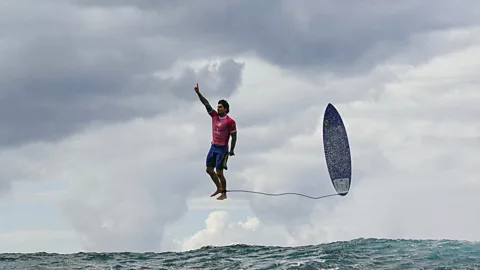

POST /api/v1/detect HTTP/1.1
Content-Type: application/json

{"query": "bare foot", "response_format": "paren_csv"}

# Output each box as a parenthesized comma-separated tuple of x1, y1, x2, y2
(217, 193, 227, 200)
(210, 189, 221, 197)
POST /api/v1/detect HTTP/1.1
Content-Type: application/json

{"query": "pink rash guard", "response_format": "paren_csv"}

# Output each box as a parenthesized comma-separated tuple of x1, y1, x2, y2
(208, 109, 236, 146)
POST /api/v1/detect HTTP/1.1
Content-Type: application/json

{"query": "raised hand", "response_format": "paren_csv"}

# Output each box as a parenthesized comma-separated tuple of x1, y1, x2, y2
(194, 83, 199, 93)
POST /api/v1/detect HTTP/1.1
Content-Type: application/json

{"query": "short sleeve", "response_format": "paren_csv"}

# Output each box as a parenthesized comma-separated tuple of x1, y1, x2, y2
(208, 108, 217, 117)
(229, 119, 237, 133)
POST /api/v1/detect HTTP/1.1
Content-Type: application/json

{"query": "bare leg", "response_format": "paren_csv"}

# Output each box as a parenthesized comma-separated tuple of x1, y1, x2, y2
(216, 169, 227, 200)
(206, 167, 222, 197)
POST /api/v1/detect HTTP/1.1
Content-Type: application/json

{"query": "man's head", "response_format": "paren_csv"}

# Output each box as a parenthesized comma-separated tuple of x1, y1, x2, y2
(217, 99, 230, 116)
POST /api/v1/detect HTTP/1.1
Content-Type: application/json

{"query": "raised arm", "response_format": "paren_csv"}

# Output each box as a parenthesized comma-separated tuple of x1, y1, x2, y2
(194, 83, 213, 113)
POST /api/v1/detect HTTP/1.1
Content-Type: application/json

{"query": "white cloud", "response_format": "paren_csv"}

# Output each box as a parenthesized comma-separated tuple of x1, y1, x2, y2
(180, 211, 290, 251)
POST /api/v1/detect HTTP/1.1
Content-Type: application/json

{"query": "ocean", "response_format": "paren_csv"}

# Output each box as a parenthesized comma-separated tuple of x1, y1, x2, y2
(1, 238, 479, 269)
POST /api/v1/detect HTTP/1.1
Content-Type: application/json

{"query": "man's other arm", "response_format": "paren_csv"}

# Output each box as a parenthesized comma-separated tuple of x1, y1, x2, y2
(229, 121, 237, 155)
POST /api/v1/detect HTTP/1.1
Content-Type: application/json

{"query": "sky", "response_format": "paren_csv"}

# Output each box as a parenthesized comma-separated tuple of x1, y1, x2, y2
(1, 0, 480, 253)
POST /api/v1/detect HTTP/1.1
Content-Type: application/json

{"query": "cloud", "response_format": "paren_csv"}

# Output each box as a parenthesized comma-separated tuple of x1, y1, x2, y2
(180, 211, 290, 251)
(0, 55, 243, 251)
(0, 0, 245, 147)
(54, 108, 217, 252)
(173, 25, 480, 250)
(4, 28, 480, 250)
(2, 0, 480, 253)
(2, 0, 479, 148)
(71, 0, 480, 73)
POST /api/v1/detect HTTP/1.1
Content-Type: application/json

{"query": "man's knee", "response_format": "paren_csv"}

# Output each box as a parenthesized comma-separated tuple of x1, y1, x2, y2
(215, 169, 224, 177)
(206, 167, 215, 175)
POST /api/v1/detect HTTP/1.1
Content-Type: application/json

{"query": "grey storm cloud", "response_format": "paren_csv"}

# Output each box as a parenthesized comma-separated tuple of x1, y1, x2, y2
(0, 0, 244, 148)
(0, 12, 243, 147)
(3, 0, 480, 148)
(0, 57, 243, 147)
(72, 0, 480, 71)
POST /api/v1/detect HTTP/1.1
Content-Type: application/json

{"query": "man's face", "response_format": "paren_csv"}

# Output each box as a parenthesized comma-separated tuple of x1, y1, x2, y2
(217, 103, 226, 115)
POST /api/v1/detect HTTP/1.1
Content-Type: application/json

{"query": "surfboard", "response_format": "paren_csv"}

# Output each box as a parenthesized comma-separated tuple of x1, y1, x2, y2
(322, 103, 352, 196)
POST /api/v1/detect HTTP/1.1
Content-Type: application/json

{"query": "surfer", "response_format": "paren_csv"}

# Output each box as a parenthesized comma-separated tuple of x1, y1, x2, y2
(194, 83, 237, 200)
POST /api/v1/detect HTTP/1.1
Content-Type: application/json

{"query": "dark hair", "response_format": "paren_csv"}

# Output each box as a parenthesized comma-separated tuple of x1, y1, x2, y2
(218, 99, 230, 113)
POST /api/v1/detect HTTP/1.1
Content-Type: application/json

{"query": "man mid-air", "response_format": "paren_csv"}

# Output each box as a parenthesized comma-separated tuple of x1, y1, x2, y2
(194, 83, 237, 200)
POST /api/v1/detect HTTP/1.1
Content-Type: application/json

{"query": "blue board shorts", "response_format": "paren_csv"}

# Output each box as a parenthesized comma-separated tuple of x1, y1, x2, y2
(206, 144, 229, 170)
